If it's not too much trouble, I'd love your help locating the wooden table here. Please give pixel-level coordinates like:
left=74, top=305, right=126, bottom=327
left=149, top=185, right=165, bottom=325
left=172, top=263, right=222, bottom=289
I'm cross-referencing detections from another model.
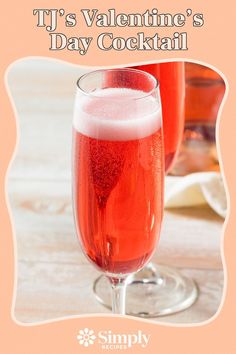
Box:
left=7, top=59, right=224, bottom=324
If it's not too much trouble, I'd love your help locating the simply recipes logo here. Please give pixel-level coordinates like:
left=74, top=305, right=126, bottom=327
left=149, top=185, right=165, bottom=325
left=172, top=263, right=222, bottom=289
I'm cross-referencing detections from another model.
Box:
left=76, top=328, right=151, bottom=350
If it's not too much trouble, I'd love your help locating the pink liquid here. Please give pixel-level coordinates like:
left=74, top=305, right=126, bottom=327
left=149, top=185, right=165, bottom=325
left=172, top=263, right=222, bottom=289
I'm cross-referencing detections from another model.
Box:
left=73, top=88, right=164, bottom=274
left=133, top=63, right=185, bottom=172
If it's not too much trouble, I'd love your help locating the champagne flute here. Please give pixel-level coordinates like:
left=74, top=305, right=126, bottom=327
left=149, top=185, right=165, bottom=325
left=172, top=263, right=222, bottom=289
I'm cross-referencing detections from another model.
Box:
left=72, top=68, right=164, bottom=314
left=93, top=63, right=198, bottom=317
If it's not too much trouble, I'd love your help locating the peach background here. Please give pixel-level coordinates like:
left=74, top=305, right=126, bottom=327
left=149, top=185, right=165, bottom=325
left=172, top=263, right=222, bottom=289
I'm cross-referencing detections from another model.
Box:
left=0, top=0, right=235, bottom=353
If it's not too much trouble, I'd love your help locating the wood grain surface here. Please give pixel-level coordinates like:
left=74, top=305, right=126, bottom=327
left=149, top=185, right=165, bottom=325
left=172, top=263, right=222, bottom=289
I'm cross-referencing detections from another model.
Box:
left=6, top=58, right=224, bottom=324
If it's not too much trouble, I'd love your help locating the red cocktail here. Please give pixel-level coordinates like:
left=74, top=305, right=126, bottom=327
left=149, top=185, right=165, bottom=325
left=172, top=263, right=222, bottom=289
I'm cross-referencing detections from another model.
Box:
left=93, top=63, right=198, bottom=318
left=134, top=63, right=185, bottom=172
left=72, top=70, right=164, bottom=314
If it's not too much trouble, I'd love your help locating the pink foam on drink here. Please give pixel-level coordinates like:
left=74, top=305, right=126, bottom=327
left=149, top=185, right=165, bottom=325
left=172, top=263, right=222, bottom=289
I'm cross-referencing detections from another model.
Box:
left=73, top=88, right=162, bottom=141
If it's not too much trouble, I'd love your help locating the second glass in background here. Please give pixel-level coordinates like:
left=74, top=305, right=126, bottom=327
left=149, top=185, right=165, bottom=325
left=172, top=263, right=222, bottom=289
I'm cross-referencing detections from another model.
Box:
left=94, top=62, right=199, bottom=317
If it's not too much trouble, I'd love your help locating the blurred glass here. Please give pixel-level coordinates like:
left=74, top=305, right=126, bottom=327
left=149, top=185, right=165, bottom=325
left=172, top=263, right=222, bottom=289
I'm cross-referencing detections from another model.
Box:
left=171, top=62, right=225, bottom=176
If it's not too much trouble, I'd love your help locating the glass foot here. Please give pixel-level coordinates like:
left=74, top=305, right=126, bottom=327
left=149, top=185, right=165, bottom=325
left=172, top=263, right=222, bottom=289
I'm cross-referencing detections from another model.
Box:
left=93, top=264, right=198, bottom=317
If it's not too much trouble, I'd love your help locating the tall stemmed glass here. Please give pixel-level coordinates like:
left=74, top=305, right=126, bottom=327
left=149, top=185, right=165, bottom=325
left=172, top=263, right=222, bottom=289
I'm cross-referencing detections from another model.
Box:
left=72, top=69, right=164, bottom=314
left=93, top=63, right=198, bottom=317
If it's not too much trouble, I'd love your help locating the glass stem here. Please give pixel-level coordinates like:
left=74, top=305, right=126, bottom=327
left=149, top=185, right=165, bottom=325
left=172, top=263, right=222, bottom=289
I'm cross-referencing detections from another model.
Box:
left=108, top=276, right=128, bottom=315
